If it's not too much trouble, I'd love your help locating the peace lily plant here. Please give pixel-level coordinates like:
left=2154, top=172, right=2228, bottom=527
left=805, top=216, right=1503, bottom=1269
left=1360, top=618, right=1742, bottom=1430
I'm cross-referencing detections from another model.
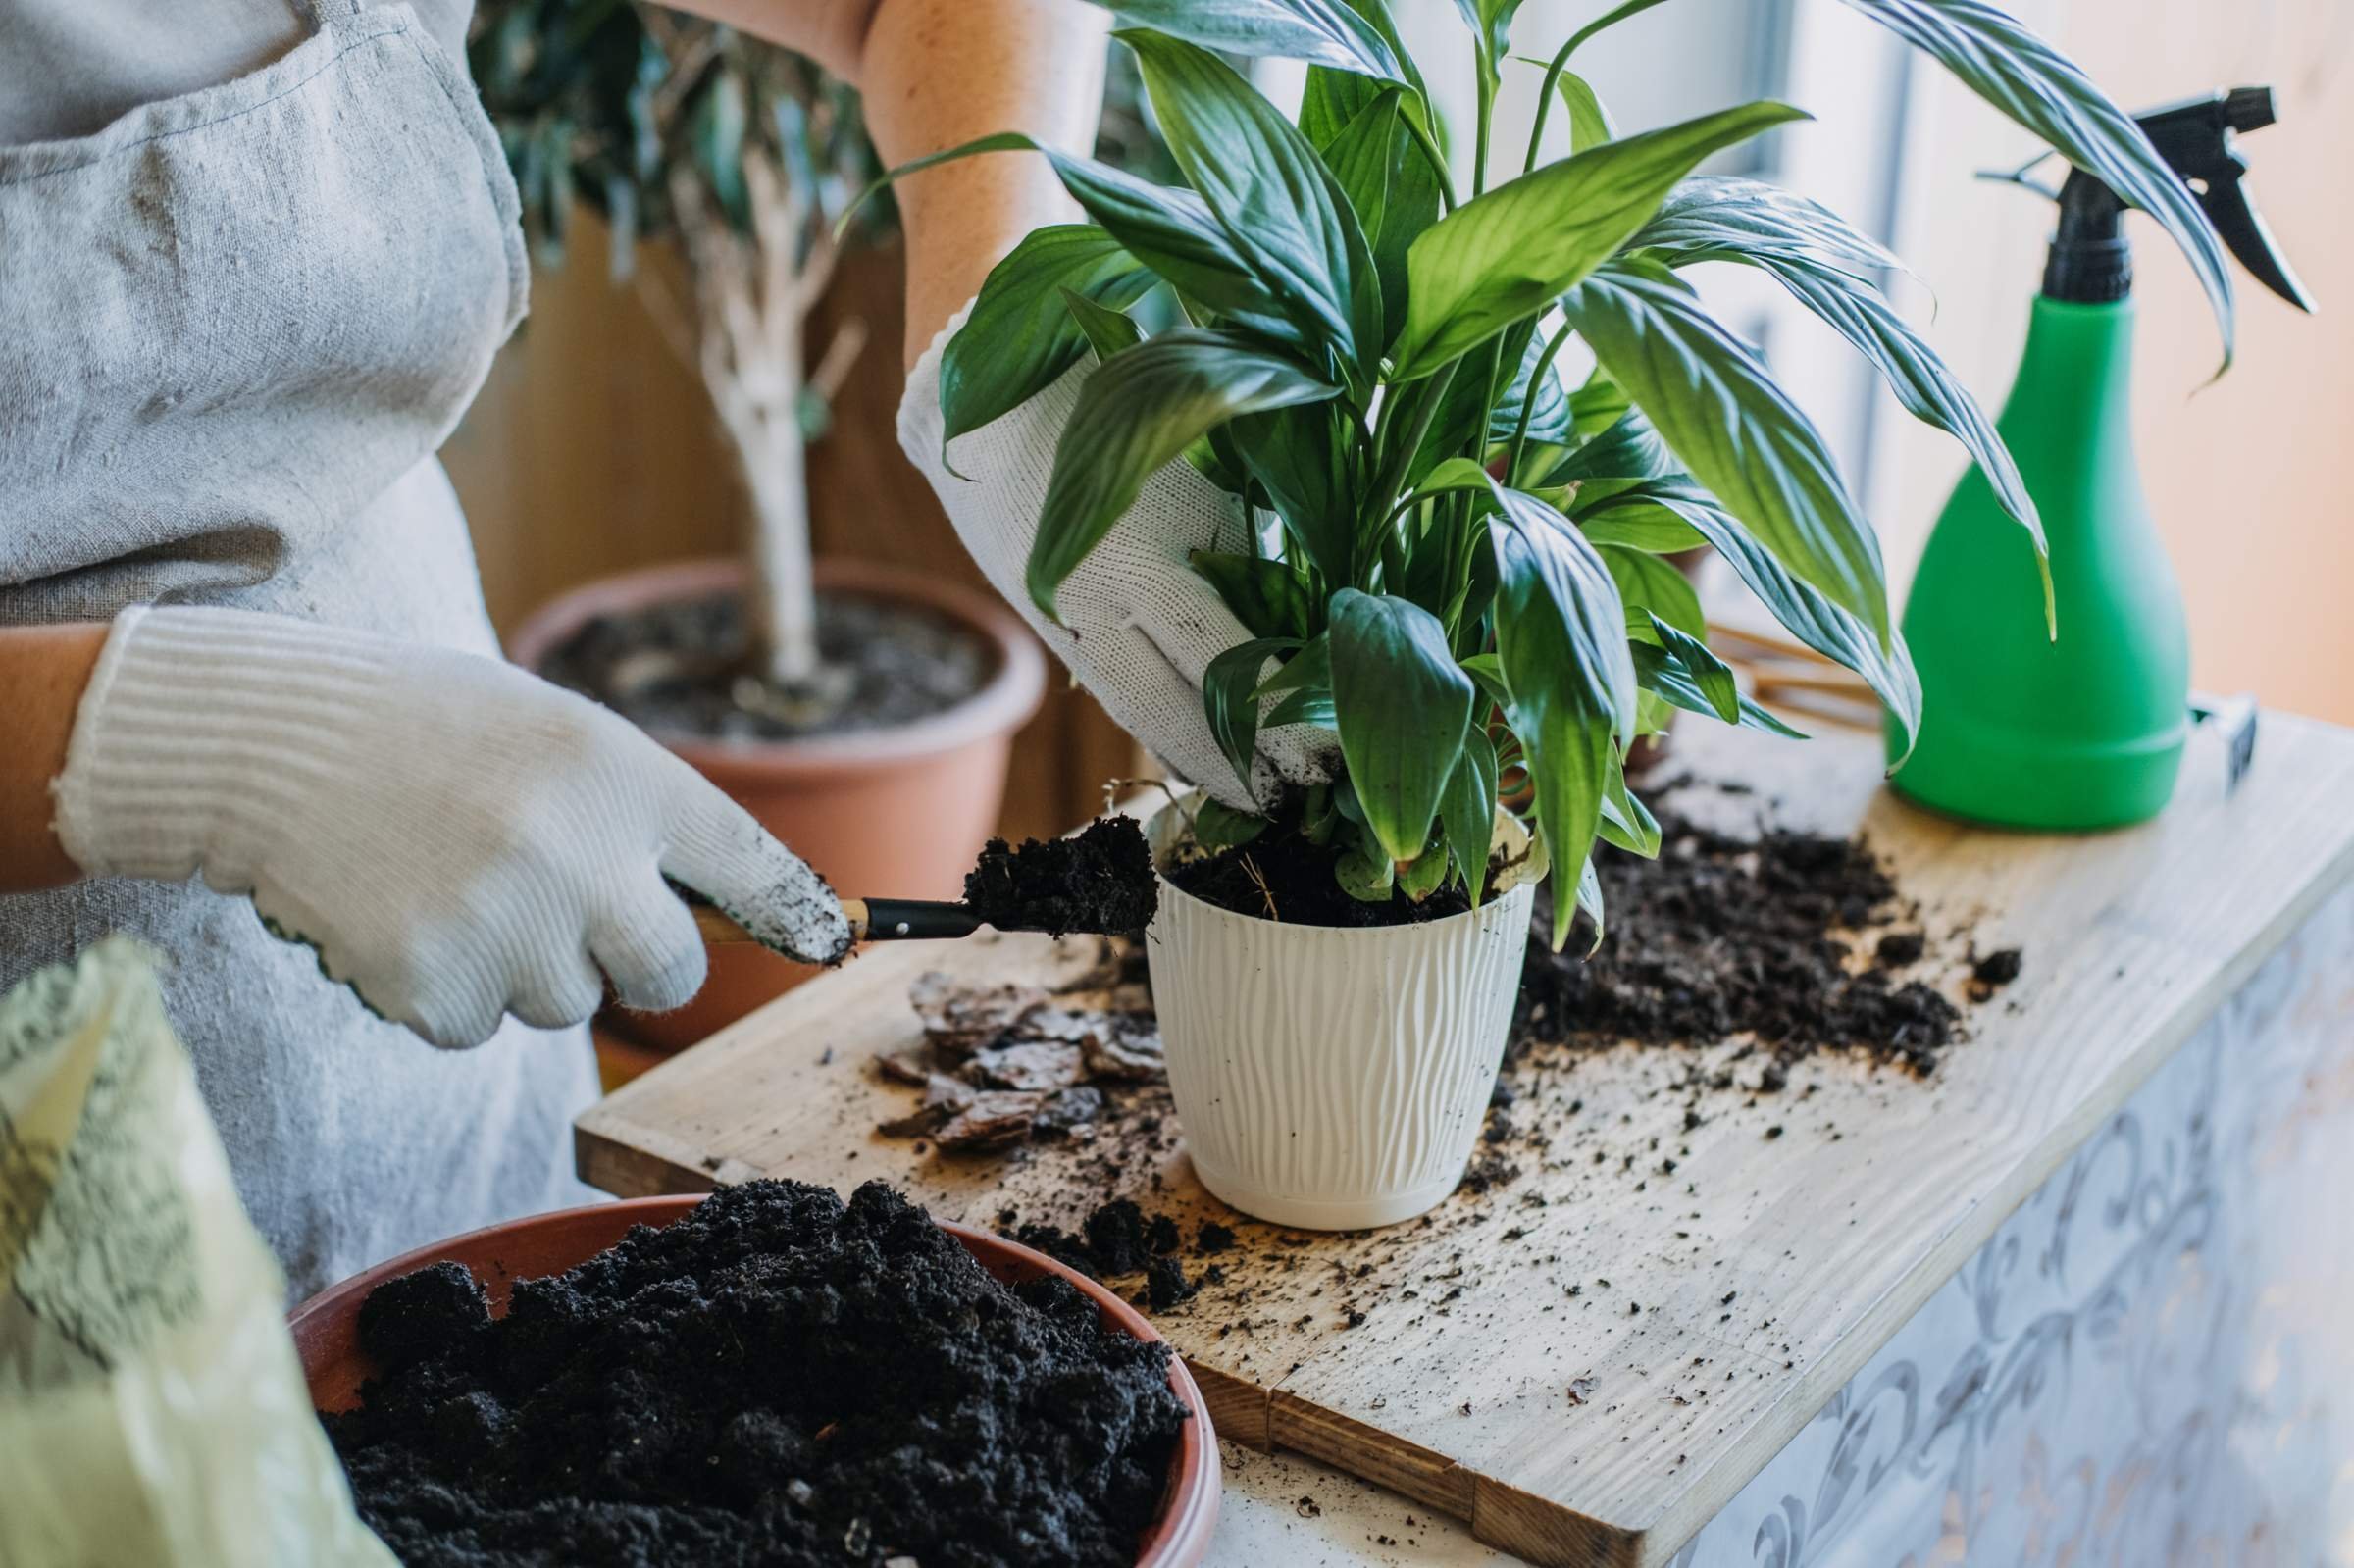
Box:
left=876, top=0, right=2229, bottom=951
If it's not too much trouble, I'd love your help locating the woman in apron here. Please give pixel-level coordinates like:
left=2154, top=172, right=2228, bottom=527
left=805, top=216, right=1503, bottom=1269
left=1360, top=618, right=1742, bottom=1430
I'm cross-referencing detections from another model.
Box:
left=0, top=0, right=1317, bottom=1299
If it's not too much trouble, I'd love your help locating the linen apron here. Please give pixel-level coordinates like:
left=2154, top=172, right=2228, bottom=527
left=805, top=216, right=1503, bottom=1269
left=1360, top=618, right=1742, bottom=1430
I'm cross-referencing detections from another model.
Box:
left=0, top=0, right=600, bottom=1298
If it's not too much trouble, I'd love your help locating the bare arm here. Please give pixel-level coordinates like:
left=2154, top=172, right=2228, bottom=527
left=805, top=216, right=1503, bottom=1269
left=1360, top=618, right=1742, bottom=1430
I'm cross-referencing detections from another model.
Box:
left=0, top=624, right=107, bottom=891
left=676, top=0, right=1109, bottom=366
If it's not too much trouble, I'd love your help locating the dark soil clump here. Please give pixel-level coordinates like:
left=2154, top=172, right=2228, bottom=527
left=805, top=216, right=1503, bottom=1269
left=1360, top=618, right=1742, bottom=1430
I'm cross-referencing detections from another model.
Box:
left=327, top=1181, right=1187, bottom=1568
left=540, top=589, right=991, bottom=742
left=1166, top=817, right=1471, bottom=929
left=1516, top=802, right=1970, bottom=1074
left=965, top=818, right=1158, bottom=936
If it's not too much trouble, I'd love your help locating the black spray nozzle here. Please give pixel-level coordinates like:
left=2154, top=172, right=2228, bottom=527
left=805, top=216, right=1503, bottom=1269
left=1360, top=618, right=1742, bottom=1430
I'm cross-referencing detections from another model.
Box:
left=1987, top=86, right=2313, bottom=312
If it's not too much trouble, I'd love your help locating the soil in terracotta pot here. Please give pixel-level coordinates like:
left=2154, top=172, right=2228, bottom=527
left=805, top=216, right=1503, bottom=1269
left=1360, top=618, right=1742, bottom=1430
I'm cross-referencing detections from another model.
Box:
left=966, top=818, right=1158, bottom=936
left=538, top=588, right=991, bottom=741
left=1164, top=816, right=1474, bottom=929
left=325, top=1180, right=1187, bottom=1568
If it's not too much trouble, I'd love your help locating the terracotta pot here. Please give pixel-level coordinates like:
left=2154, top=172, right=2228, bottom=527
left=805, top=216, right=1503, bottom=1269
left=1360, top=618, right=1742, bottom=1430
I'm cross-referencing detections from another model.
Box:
left=508, top=558, right=1047, bottom=1052
left=289, top=1194, right=1220, bottom=1567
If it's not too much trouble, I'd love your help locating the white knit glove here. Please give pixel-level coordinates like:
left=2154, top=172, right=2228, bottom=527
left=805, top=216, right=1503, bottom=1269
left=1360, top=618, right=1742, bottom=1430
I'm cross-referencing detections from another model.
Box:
left=899, top=305, right=1335, bottom=810
left=51, top=607, right=851, bottom=1049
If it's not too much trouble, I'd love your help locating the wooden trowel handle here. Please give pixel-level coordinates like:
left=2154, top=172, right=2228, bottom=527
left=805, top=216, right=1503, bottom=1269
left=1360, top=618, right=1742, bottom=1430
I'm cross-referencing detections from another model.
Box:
left=692, top=898, right=983, bottom=946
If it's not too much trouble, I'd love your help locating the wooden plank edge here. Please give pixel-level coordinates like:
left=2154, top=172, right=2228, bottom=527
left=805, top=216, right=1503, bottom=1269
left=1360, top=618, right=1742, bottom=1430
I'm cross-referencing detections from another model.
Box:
left=1474, top=1477, right=1641, bottom=1568
left=1630, top=816, right=2354, bottom=1565
left=1186, top=1360, right=1271, bottom=1451
left=1270, top=1391, right=1477, bottom=1520
left=575, top=1117, right=719, bottom=1198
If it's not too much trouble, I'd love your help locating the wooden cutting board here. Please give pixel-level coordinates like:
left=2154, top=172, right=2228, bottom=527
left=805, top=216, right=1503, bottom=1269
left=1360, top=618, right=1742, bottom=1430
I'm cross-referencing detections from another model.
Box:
left=577, top=715, right=2354, bottom=1567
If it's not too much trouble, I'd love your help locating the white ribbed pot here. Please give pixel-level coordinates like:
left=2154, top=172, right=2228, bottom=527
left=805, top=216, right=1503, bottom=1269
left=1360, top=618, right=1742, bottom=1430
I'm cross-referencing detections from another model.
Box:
left=1145, top=800, right=1537, bottom=1231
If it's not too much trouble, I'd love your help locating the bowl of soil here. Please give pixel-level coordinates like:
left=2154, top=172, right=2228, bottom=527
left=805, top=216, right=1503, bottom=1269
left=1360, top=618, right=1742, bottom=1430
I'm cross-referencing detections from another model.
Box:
left=292, top=1181, right=1218, bottom=1568
left=511, top=558, right=1047, bottom=1051
left=1144, top=796, right=1540, bottom=1231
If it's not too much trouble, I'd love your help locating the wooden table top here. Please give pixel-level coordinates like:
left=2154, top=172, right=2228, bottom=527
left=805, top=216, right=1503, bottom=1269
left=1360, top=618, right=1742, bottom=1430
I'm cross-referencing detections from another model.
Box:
left=577, top=713, right=2354, bottom=1567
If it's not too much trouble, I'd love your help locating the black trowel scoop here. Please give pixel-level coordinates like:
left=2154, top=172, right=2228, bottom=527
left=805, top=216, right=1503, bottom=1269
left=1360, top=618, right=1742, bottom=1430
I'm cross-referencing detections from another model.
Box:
left=693, top=818, right=1158, bottom=946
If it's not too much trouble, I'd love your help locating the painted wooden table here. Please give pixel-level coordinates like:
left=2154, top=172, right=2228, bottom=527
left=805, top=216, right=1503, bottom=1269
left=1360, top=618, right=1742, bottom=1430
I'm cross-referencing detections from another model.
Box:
left=577, top=716, right=2354, bottom=1566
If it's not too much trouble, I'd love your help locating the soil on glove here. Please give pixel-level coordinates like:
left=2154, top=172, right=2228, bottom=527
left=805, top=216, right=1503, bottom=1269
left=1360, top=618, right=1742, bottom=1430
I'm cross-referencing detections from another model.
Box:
left=326, top=1181, right=1188, bottom=1568
left=965, top=818, right=1158, bottom=936
left=539, top=588, right=990, bottom=742
left=1165, top=817, right=1473, bottom=929
left=1515, top=796, right=1995, bottom=1074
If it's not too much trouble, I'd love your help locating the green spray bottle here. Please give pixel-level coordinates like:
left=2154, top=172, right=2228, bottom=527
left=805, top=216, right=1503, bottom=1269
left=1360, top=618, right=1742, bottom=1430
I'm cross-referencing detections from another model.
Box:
left=1890, top=87, right=2312, bottom=830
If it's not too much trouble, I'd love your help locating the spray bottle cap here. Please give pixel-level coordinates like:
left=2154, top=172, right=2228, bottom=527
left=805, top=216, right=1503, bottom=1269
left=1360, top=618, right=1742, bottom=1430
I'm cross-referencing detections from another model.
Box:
left=1991, top=86, right=2313, bottom=311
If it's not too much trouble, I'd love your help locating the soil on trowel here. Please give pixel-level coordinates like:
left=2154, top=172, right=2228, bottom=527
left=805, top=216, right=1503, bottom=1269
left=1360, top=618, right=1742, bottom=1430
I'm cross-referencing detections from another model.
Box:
left=1165, top=814, right=1474, bottom=929
left=539, top=588, right=991, bottom=742
left=326, top=1181, right=1186, bottom=1568
left=964, top=818, right=1158, bottom=936
left=1516, top=784, right=2018, bottom=1075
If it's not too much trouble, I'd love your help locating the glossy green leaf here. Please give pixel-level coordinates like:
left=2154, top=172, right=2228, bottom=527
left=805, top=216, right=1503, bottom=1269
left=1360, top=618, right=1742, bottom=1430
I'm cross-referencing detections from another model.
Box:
left=1571, top=853, right=1606, bottom=951
left=1336, top=825, right=1398, bottom=902
left=1252, top=632, right=1332, bottom=698
left=1029, top=329, right=1336, bottom=620
left=1838, top=0, right=2231, bottom=366
left=1124, top=31, right=1380, bottom=376
left=1551, top=69, right=1615, bottom=154
left=1626, top=175, right=1903, bottom=279
left=1190, top=549, right=1313, bottom=639
left=1647, top=615, right=1738, bottom=721
left=1598, top=751, right=1661, bottom=858
left=1631, top=635, right=1808, bottom=738
left=1230, top=402, right=1355, bottom=582
left=1329, top=589, right=1475, bottom=862
left=1316, top=88, right=1430, bottom=337
left=1193, top=797, right=1269, bottom=851
left=1561, top=264, right=1892, bottom=646
left=1611, top=479, right=1919, bottom=756
left=1601, top=543, right=1706, bottom=639
left=1059, top=285, right=1148, bottom=363
left=1439, top=726, right=1500, bottom=902
left=1203, top=636, right=1301, bottom=793
left=1100, top=0, right=1407, bottom=84
left=1399, top=835, right=1454, bottom=899
left=1394, top=101, right=1807, bottom=379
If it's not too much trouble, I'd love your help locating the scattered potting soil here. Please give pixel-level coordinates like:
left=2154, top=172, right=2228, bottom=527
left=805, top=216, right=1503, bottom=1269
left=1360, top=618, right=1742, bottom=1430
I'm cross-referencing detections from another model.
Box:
left=1165, top=816, right=1473, bottom=928
left=1514, top=793, right=2013, bottom=1075
left=327, top=1180, right=1187, bottom=1568
left=539, top=589, right=991, bottom=742
left=964, top=818, right=1158, bottom=936
left=997, top=1198, right=1224, bottom=1314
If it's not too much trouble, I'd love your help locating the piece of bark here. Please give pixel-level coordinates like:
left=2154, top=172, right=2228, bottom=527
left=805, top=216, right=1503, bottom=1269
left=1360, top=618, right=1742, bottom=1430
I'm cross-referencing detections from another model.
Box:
left=932, top=1090, right=1045, bottom=1151
left=967, top=1040, right=1087, bottom=1093
left=1081, top=1020, right=1166, bottom=1083
left=1036, top=1086, right=1107, bottom=1134
left=877, top=1073, right=975, bottom=1138
left=908, top=970, right=1049, bottom=1056
left=874, top=1049, right=935, bottom=1087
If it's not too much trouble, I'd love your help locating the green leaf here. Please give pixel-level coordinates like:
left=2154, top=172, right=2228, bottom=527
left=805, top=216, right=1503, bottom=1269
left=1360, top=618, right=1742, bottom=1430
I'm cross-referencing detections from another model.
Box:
left=1315, top=87, right=1433, bottom=339
left=1601, top=544, right=1706, bottom=639
left=1613, top=480, right=1919, bottom=756
left=1439, top=726, right=1501, bottom=902
left=1550, top=69, right=1616, bottom=154
left=1059, top=285, right=1148, bottom=362
left=1203, top=636, right=1301, bottom=793
left=1631, top=635, right=1808, bottom=738
left=1229, top=403, right=1355, bottom=582
left=1399, top=836, right=1454, bottom=900
left=1253, top=632, right=1332, bottom=698
left=1264, top=686, right=1339, bottom=729
left=1410, top=327, right=1572, bottom=476
left=1123, top=31, right=1381, bottom=378
left=1838, top=0, right=2231, bottom=367
left=1571, top=853, right=1606, bottom=951
left=1561, top=264, right=1892, bottom=646
left=866, top=133, right=1296, bottom=342
left=1627, top=175, right=1904, bottom=279
left=1647, top=615, right=1739, bottom=722
left=1567, top=369, right=1631, bottom=438
left=1100, top=0, right=1408, bottom=84
left=1193, top=797, right=1269, bottom=851
left=1394, top=101, right=1808, bottom=379
left=1329, top=590, right=1475, bottom=863
left=1336, top=825, right=1398, bottom=902
left=1190, top=549, right=1313, bottom=639
left=1598, top=751, right=1661, bottom=858
left=1029, top=329, right=1336, bottom=620
left=1452, top=0, right=1524, bottom=75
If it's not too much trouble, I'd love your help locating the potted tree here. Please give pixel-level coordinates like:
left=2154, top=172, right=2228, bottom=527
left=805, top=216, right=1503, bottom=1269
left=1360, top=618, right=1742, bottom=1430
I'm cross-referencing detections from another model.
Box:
left=483, top=1, right=1047, bottom=1045
left=875, top=0, right=2232, bottom=1227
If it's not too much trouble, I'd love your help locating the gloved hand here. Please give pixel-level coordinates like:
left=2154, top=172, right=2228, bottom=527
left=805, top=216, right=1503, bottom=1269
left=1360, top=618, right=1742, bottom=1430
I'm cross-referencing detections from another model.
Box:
left=899, top=305, right=1335, bottom=811
left=51, top=607, right=851, bottom=1048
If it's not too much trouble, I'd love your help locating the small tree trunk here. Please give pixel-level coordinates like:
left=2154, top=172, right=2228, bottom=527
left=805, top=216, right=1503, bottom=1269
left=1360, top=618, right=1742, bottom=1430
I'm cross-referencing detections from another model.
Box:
left=741, top=350, right=821, bottom=689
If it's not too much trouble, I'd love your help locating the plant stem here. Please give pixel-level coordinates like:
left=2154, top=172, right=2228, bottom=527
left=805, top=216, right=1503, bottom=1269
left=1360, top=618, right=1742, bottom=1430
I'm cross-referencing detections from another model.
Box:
left=1526, top=0, right=1675, bottom=174
left=1403, top=113, right=1458, bottom=213
left=1362, top=364, right=1458, bottom=582
left=1473, top=62, right=1495, bottom=198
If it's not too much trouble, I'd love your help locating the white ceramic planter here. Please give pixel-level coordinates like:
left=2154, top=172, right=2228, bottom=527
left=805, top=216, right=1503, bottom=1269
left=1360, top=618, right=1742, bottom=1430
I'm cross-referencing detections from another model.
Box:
left=1145, top=801, right=1537, bottom=1230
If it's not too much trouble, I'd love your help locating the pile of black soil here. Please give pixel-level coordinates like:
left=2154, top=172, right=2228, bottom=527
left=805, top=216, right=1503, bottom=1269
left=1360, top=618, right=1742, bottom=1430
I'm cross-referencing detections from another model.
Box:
left=539, top=589, right=991, bottom=742
left=999, top=1200, right=1229, bottom=1314
left=965, top=818, right=1158, bottom=936
left=1166, top=818, right=1472, bottom=929
left=327, top=1181, right=1187, bottom=1568
left=1516, top=800, right=2003, bottom=1074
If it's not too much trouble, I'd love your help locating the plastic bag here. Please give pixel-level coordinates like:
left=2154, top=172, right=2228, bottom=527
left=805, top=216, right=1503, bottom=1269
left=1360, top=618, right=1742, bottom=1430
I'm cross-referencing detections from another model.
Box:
left=0, top=937, right=393, bottom=1568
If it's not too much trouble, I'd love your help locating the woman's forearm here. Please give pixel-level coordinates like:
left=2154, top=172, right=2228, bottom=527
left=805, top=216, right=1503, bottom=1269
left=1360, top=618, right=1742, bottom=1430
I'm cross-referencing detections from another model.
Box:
left=684, top=0, right=1109, bottom=367
left=0, top=623, right=107, bottom=891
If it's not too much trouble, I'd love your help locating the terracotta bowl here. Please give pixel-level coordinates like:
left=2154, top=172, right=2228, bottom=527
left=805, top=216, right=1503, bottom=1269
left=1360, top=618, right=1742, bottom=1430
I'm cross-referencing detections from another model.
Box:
left=507, top=557, right=1048, bottom=1053
left=290, top=1195, right=1219, bottom=1567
